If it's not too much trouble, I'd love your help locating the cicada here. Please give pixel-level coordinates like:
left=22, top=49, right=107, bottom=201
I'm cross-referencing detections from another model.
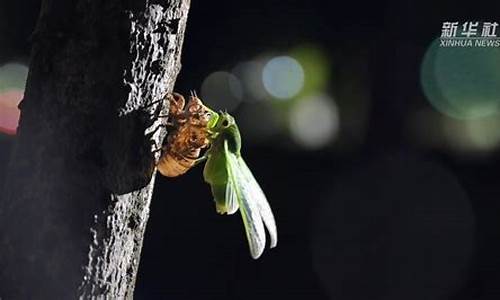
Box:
left=158, top=93, right=277, bottom=259
left=201, top=112, right=277, bottom=259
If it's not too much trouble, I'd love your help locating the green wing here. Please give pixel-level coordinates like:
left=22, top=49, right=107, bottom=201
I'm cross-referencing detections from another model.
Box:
left=224, top=140, right=277, bottom=259
left=203, top=140, right=239, bottom=215
left=203, top=136, right=277, bottom=258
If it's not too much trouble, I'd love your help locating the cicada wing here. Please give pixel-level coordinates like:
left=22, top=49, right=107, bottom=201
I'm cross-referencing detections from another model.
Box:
left=237, top=157, right=278, bottom=248
left=224, top=141, right=266, bottom=259
left=224, top=177, right=239, bottom=215
left=204, top=142, right=238, bottom=215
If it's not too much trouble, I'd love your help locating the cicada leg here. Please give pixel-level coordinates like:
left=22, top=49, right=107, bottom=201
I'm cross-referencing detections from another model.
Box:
left=192, top=152, right=209, bottom=166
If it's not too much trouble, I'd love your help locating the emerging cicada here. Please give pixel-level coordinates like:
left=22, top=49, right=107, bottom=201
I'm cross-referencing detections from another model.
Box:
left=157, top=92, right=217, bottom=177
left=157, top=92, right=277, bottom=259
left=202, top=112, right=277, bottom=259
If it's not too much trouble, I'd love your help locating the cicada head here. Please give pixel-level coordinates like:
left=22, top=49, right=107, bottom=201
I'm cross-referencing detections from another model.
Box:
left=210, top=112, right=241, bottom=153
left=212, top=112, right=236, bottom=132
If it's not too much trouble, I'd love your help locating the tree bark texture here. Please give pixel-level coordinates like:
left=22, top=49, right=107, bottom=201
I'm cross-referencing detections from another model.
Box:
left=0, top=0, right=190, bottom=298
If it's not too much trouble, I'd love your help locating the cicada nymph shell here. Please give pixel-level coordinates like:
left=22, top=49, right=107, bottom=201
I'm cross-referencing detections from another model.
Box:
left=157, top=93, right=214, bottom=177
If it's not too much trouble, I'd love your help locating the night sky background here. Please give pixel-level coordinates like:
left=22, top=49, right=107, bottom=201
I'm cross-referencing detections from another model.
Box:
left=2, top=0, right=500, bottom=299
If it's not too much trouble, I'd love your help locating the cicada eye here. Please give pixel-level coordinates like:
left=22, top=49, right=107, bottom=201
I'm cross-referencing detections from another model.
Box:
left=222, top=120, right=229, bottom=127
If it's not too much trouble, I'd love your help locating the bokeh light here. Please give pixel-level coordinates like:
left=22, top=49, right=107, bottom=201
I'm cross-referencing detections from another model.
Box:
left=262, top=56, right=304, bottom=100
left=421, top=39, right=500, bottom=119
left=206, top=45, right=339, bottom=149
left=442, top=113, right=500, bottom=154
left=289, top=45, right=330, bottom=97
left=289, top=94, right=339, bottom=149
left=236, top=102, right=281, bottom=144
left=410, top=108, right=500, bottom=155
left=0, top=63, right=28, bottom=135
left=312, top=156, right=474, bottom=300
left=0, top=90, right=23, bottom=135
left=232, top=60, right=267, bottom=102
left=0, top=63, right=29, bottom=92
left=200, top=71, right=242, bottom=112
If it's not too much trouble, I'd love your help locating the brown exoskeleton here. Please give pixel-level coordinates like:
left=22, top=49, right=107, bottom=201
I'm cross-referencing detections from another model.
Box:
left=157, top=92, right=216, bottom=177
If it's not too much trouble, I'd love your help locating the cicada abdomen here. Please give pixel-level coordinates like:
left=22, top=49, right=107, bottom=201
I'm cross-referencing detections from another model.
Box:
left=157, top=92, right=214, bottom=177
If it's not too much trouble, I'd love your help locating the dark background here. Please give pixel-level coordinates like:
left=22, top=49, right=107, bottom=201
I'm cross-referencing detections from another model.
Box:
left=1, top=0, right=500, bottom=299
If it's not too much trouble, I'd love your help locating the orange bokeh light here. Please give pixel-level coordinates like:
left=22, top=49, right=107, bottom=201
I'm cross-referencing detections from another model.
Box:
left=0, top=89, right=23, bottom=135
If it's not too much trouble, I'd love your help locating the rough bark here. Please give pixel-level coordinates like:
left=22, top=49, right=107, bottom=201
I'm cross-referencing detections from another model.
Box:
left=0, top=0, right=190, bottom=298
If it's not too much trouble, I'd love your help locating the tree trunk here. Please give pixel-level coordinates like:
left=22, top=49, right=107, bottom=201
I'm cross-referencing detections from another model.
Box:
left=0, top=0, right=190, bottom=298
